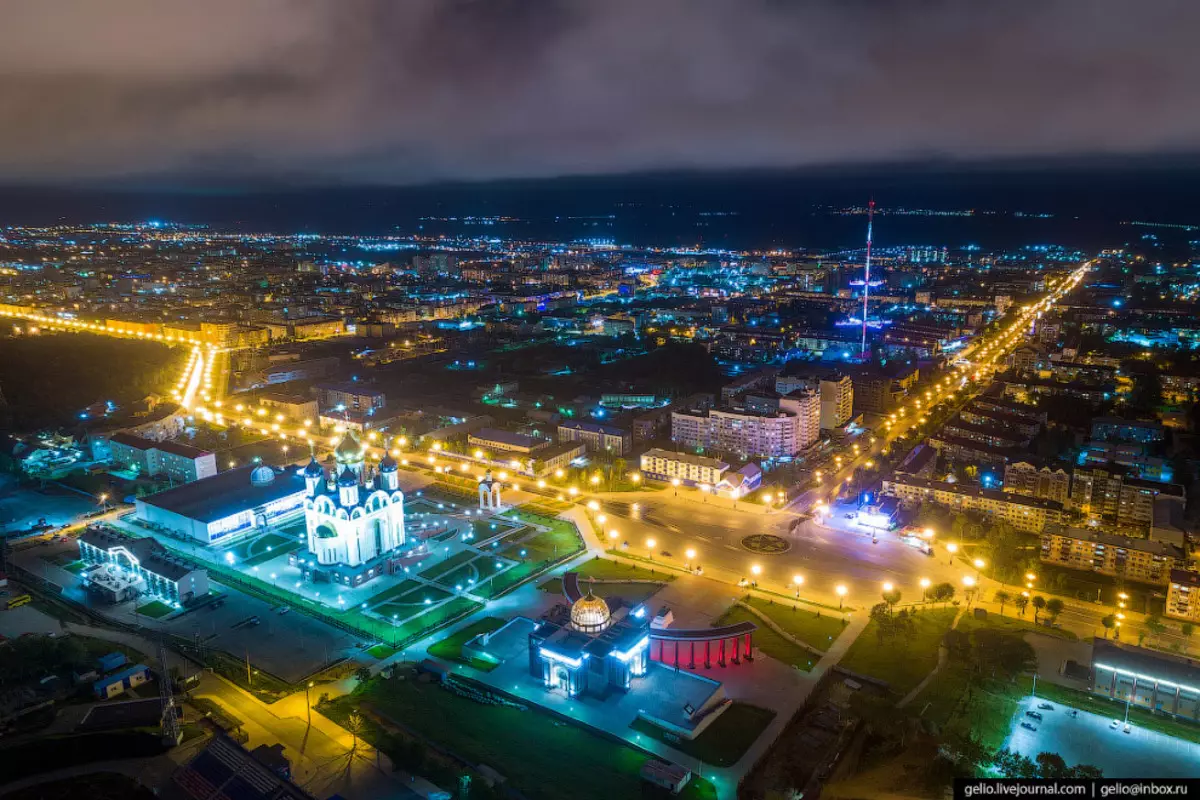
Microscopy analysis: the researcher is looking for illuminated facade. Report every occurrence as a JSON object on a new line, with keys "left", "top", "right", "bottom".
{"left": 1091, "top": 639, "right": 1200, "bottom": 722}
{"left": 293, "top": 431, "right": 407, "bottom": 588}
{"left": 79, "top": 526, "right": 209, "bottom": 606}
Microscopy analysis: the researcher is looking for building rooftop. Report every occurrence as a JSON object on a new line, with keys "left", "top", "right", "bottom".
{"left": 109, "top": 432, "right": 211, "bottom": 459}
{"left": 469, "top": 428, "right": 543, "bottom": 449}
{"left": 137, "top": 464, "right": 306, "bottom": 524}
{"left": 885, "top": 474, "right": 1064, "bottom": 512}
{"left": 1043, "top": 524, "right": 1184, "bottom": 558}
{"left": 559, "top": 420, "right": 628, "bottom": 437}
{"left": 1092, "top": 639, "right": 1200, "bottom": 692}
{"left": 641, "top": 448, "right": 729, "bottom": 471}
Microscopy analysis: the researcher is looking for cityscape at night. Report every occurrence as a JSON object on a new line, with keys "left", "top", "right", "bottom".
{"left": 2, "top": 4, "right": 1200, "bottom": 800}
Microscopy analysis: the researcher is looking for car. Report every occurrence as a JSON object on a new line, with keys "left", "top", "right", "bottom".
{"left": 1124, "top": 724, "right": 1132, "bottom": 734}
{"left": 1020, "top": 722, "right": 1037, "bottom": 731}
{"left": 1025, "top": 711, "right": 1043, "bottom": 721}
{"left": 277, "top": 606, "right": 290, "bottom": 615}
{"left": 844, "top": 512, "right": 856, "bottom": 519}
{"left": 249, "top": 616, "right": 260, "bottom": 625}
{"left": 1110, "top": 719, "right": 1121, "bottom": 729}
{"left": 1037, "top": 703, "right": 1053, "bottom": 710}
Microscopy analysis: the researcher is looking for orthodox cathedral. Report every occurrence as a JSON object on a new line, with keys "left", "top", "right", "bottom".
{"left": 289, "top": 430, "right": 407, "bottom": 588}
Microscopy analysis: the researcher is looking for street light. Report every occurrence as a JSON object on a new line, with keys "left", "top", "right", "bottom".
{"left": 750, "top": 563, "right": 761, "bottom": 587}
{"left": 646, "top": 538, "right": 656, "bottom": 560}
{"left": 946, "top": 542, "right": 958, "bottom": 565}
{"left": 792, "top": 574, "right": 804, "bottom": 598}
{"left": 305, "top": 681, "right": 314, "bottom": 725}
{"left": 685, "top": 548, "right": 696, "bottom": 570}
{"left": 672, "top": 478, "right": 681, "bottom": 496}
{"left": 835, "top": 584, "right": 848, "bottom": 609}
{"left": 919, "top": 577, "right": 931, "bottom": 600}
{"left": 973, "top": 558, "right": 985, "bottom": 579}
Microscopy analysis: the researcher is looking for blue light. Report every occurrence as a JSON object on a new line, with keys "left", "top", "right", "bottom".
{"left": 1113, "top": 299, "right": 1123, "bottom": 307}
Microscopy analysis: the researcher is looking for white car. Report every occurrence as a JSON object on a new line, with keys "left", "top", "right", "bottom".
{"left": 1110, "top": 719, "right": 1121, "bottom": 729}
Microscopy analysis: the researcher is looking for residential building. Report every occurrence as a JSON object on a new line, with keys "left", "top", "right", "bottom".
{"left": 1003, "top": 460, "right": 1070, "bottom": 505}
{"left": 1039, "top": 525, "right": 1183, "bottom": 585}
{"left": 257, "top": 392, "right": 319, "bottom": 423}
{"left": 1090, "top": 417, "right": 1165, "bottom": 444}
{"left": 942, "top": 416, "right": 1032, "bottom": 449}
{"left": 105, "top": 432, "right": 216, "bottom": 484}
{"left": 640, "top": 449, "right": 729, "bottom": 488}
{"left": 776, "top": 371, "right": 853, "bottom": 430}
{"left": 557, "top": 421, "right": 632, "bottom": 456}
{"left": 316, "top": 382, "right": 386, "bottom": 414}
{"left": 779, "top": 390, "right": 821, "bottom": 450}
{"left": 881, "top": 475, "right": 1063, "bottom": 532}
{"left": 671, "top": 404, "right": 806, "bottom": 459}
{"left": 959, "top": 403, "right": 1042, "bottom": 439}
{"left": 1166, "top": 569, "right": 1200, "bottom": 624}
{"left": 927, "top": 433, "right": 1013, "bottom": 471}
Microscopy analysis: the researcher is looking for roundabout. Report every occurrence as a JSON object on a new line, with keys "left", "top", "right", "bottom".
{"left": 739, "top": 533, "right": 791, "bottom": 554}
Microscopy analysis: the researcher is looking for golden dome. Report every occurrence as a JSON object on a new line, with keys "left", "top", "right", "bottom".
{"left": 570, "top": 590, "right": 611, "bottom": 633}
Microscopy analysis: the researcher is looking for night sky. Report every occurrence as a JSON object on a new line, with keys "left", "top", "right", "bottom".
{"left": 4, "top": 1, "right": 1200, "bottom": 187}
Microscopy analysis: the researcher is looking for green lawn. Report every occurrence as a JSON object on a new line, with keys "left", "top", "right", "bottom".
{"left": 631, "top": 702, "right": 776, "bottom": 767}
{"left": 539, "top": 578, "right": 663, "bottom": 608}
{"left": 910, "top": 667, "right": 1021, "bottom": 751}
{"left": 62, "top": 560, "right": 87, "bottom": 575}
{"left": 135, "top": 600, "right": 175, "bottom": 619}
{"left": 366, "top": 643, "right": 399, "bottom": 660}
{"left": 741, "top": 595, "right": 847, "bottom": 652}
{"left": 418, "top": 550, "right": 476, "bottom": 580}
{"left": 569, "top": 556, "right": 677, "bottom": 583}
{"left": 426, "top": 616, "right": 506, "bottom": 671}
{"left": 957, "top": 610, "right": 1079, "bottom": 641}
{"left": 714, "top": 606, "right": 818, "bottom": 671}
{"left": 839, "top": 607, "right": 958, "bottom": 696}
{"left": 323, "top": 678, "right": 717, "bottom": 800}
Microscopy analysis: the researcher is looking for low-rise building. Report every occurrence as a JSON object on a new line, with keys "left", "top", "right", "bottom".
{"left": 881, "top": 475, "right": 1063, "bottom": 532}
{"left": 106, "top": 433, "right": 216, "bottom": 484}
{"left": 468, "top": 428, "right": 552, "bottom": 456}
{"left": 316, "top": 382, "right": 386, "bottom": 414}
{"left": 134, "top": 464, "right": 307, "bottom": 544}
{"left": 79, "top": 526, "right": 210, "bottom": 604}
{"left": 1090, "top": 639, "right": 1200, "bottom": 722}
{"left": 557, "top": 421, "right": 632, "bottom": 456}
{"left": 1039, "top": 524, "right": 1183, "bottom": 585}
{"left": 1091, "top": 417, "right": 1165, "bottom": 444}
{"left": 640, "top": 449, "right": 729, "bottom": 488}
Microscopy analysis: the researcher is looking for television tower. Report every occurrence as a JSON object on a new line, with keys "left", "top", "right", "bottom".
{"left": 860, "top": 199, "right": 875, "bottom": 361}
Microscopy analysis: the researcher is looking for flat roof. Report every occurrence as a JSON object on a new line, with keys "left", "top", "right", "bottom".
{"left": 469, "top": 428, "right": 541, "bottom": 448}
{"left": 1043, "top": 524, "right": 1183, "bottom": 558}
{"left": 138, "top": 465, "right": 306, "bottom": 523}
{"left": 885, "top": 475, "right": 1063, "bottom": 512}
{"left": 1092, "top": 639, "right": 1200, "bottom": 691}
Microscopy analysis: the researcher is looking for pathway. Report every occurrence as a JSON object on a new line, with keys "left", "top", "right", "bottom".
{"left": 896, "top": 607, "right": 965, "bottom": 708}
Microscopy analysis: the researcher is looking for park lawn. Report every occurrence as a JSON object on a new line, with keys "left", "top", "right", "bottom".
{"left": 957, "top": 610, "right": 1079, "bottom": 641}
{"left": 539, "top": 578, "right": 663, "bottom": 608}
{"left": 742, "top": 595, "right": 848, "bottom": 652}
{"left": 418, "top": 550, "right": 475, "bottom": 580}
{"left": 1014, "top": 675, "right": 1200, "bottom": 745}
{"left": 135, "top": 600, "right": 175, "bottom": 619}
{"left": 62, "top": 560, "right": 87, "bottom": 574}
{"left": 571, "top": 556, "right": 676, "bottom": 583}
{"left": 427, "top": 616, "right": 506, "bottom": 671}
{"left": 473, "top": 559, "right": 542, "bottom": 599}
{"left": 631, "top": 702, "right": 775, "bottom": 767}
{"left": 324, "top": 678, "right": 717, "bottom": 800}
{"left": 434, "top": 560, "right": 483, "bottom": 590}
{"left": 366, "top": 643, "right": 399, "bottom": 660}
{"left": 471, "top": 518, "right": 520, "bottom": 540}
{"left": 714, "top": 605, "right": 818, "bottom": 672}
{"left": 839, "top": 607, "right": 959, "bottom": 696}
{"left": 910, "top": 667, "right": 1022, "bottom": 751}
{"left": 364, "top": 579, "right": 426, "bottom": 606}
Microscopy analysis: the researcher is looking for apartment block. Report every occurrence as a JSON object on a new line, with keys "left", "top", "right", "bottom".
{"left": 1039, "top": 525, "right": 1183, "bottom": 586}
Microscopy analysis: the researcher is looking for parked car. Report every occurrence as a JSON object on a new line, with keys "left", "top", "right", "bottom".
{"left": 1110, "top": 719, "right": 1121, "bottom": 729}
{"left": 276, "top": 606, "right": 290, "bottom": 615}
{"left": 1037, "top": 703, "right": 1053, "bottom": 710}
{"left": 1020, "top": 722, "right": 1037, "bottom": 731}
{"left": 1025, "top": 711, "right": 1043, "bottom": 721}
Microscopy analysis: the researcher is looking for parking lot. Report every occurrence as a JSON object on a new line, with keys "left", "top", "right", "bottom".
{"left": 1004, "top": 695, "right": 1200, "bottom": 778}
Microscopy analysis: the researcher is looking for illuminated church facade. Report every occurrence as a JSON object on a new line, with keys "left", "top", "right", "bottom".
{"left": 289, "top": 430, "right": 407, "bottom": 588}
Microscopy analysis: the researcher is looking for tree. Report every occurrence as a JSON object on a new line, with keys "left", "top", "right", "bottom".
{"left": 345, "top": 712, "right": 364, "bottom": 752}
{"left": 1183, "top": 622, "right": 1195, "bottom": 642}
{"left": 882, "top": 588, "right": 902, "bottom": 610}
{"left": 1145, "top": 614, "right": 1167, "bottom": 645}
{"left": 355, "top": 666, "right": 372, "bottom": 684}
{"left": 994, "top": 590, "right": 1011, "bottom": 616}
{"left": 1036, "top": 752, "right": 1069, "bottom": 779}
{"left": 1014, "top": 595, "right": 1029, "bottom": 617}
{"left": 612, "top": 457, "right": 627, "bottom": 486}
{"left": 932, "top": 582, "right": 956, "bottom": 607}
{"left": 1045, "top": 598, "right": 1064, "bottom": 622}
{"left": 1031, "top": 595, "right": 1047, "bottom": 623}
{"left": 1101, "top": 614, "right": 1116, "bottom": 638}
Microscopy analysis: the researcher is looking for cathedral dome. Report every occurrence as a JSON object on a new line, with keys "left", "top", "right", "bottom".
{"left": 334, "top": 430, "right": 364, "bottom": 464}
{"left": 379, "top": 453, "right": 398, "bottom": 472}
{"left": 250, "top": 465, "right": 276, "bottom": 487}
{"left": 303, "top": 457, "right": 325, "bottom": 478}
{"left": 337, "top": 466, "right": 359, "bottom": 486}
{"left": 570, "top": 590, "right": 611, "bottom": 634}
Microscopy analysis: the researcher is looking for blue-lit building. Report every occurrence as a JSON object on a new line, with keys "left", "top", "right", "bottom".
{"left": 527, "top": 589, "right": 650, "bottom": 697}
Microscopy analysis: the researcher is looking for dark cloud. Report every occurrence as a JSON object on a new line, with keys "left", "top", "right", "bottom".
{"left": 1, "top": 0, "right": 1198, "bottom": 185}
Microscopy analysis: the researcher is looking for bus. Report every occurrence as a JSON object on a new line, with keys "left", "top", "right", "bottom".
{"left": 5, "top": 594, "right": 32, "bottom": 610}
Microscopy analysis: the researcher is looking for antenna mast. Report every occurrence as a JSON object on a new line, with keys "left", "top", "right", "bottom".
{"left": 861, "top": 199, "right": 875, "bottom": 361}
